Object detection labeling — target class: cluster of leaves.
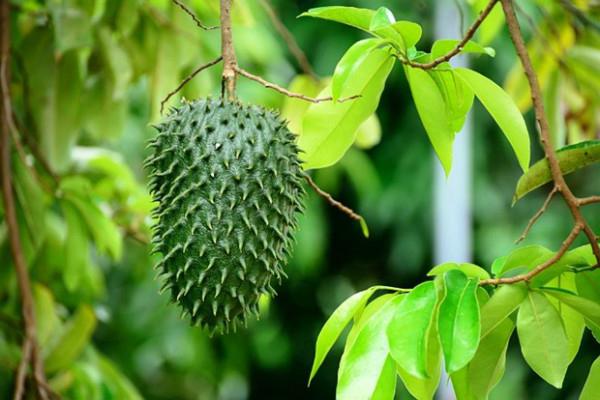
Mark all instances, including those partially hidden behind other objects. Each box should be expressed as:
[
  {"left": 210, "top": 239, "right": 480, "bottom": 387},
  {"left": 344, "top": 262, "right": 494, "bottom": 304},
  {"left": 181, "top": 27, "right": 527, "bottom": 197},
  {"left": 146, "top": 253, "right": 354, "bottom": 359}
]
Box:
[{"left": 310, "top": 243, "right": 600, "bottom": 400}]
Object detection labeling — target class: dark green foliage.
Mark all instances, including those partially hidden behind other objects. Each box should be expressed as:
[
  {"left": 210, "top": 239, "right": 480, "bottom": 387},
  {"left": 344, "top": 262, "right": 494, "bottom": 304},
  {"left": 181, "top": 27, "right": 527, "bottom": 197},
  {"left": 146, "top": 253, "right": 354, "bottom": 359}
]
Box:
[{"left": 145, "top": 98, "right": 306, "bottom": 334}]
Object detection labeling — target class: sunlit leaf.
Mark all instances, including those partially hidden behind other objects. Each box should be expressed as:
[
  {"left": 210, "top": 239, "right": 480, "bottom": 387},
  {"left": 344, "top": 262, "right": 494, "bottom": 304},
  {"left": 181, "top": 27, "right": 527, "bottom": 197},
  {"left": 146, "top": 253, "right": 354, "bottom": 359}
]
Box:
[
  {"left": 405, "top": 66, "right": 454, "bottom": 175},
  {"left": 429, "top": 67, "right": 474, "bottom": 134},
  {"left": 309, "top": 287, "right": 378, "bottom": 383},
  {"left": 387, "top": 281, "right": 437, "bottom": 378},
  {"left": 281, "top": 75, "right": 324, "bottom": 135},
  {"left": 580, "top": 356, "right": 600, "bottom": 400},
  {"left": 438, "top": 270, "right": 480, "bottom": 373},
  {"left": 428, "top": 262, "right": 490, "bottom": 280},
  {"left": 513, "top": 141, "right": 600, "bottom": 203},
  {"left": 517, "top": 291, "right": 570, "bottom": 388},
  {"left": 371, "top": 356, "right": 397, "bottom": 400},
  {"left": 542, "top": 289, "right": 600, "bottom": 338},
  {"left": 431, "top": 39, "right": 495, "bottom": 59},
  {"left": 354, "top": 114, "right": 382, "bottom": 149},
  {"left": 455, "top": 68, "right": 530, "bottom": 172},
  {"left": 480, "top": 283, "right": 527, "bottom": 338},
  {"left": 299, "top": 49, "right": 394, "bottom": 169},
  {"left": 299, "top": 6, "right": 374, "bottom": 31},
  {"left": 369, "top": 7, "right": 395, "bottom": 31}
]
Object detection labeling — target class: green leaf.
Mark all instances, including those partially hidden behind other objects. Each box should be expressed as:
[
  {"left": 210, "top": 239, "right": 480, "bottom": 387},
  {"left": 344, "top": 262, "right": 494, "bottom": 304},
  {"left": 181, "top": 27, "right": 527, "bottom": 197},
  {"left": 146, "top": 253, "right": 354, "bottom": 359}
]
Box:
[
  {"left": 496, "top": 245, "right": 553, "bottom": 278},
  {"left": 513, "top": 140, "right": 600, "bottom": 203},
  {"left": 405, "top": 66, "right": 454, "bottom": 175},
  {"left": 98, "top": 28, "right": 133, "bottom": 100},
  {"left": 580, "top": 356, "right": 600, "bottom": 400},
  {"left": 428, "top": 262, "right": 490, "bottom": 280},
  {"left": 337, "top": 295, "right": 404, "bottom": 400},
  {"left": 517, "top": 291, "right": 570, "bottom": 388},
  {"left": 50, "top": 2, "right": 93, "bottom": 53},
  {"left": 542, "top": 289, "right": 600, "bottom": 336},
  {"left": 44, "top": 305, "right": 97, "bottom": 373},
  {"left": 309, "top": 287, "right": 377, "bottom": 383},
  {"left": 371, "top": 356, "right": 398, "bottom": 400},
  {"left": 438, "top": 271, "right": 481, "bottom": 373},
  {"left": 33, "top": 284, "right": 61, "bottom": 347},
  {"left": 332, "top": 39, "right": 385, "bottom": 102},
  {"left": 576, "top": 269, "right": 600, "bottom": 304},
  {"left": 431, "top": 39, "right": 495, "bottom": 59},
  {"left": 299, "top": 6, "right": 374, "bottom": 31},
  {"left": 390, "top": 21, "right": 422, "bottom": 49},
  {"left": 451, "top": 317, "right": 514, "bottom": 400},
  {"left": 454, "top": 67, "right": 531, "bottom": 172},
  {"left": 299, "top": 49, "right": 394, "bottom": 170},
  {"left": 97, "top": 355, "right": 143, "bottom": 400},
  {"left": 387, "top": 281, "right": 438, "bottom": 378},
  {"left": 354, "top": 114, "right": 382, "bottom": 149},
  {"left": 480, "top": 283, "right": 527, "bottom": 338},
  {"left": 397, "top": 321, "right": 442, "bottom": 400},
  {"left": 369, "top": 7, "right": 395, "bottom": 31},
  {"left": 281, "top": 75, "right": 324, "bottom": 135},
  {"left": 61, "top": 201, "right": 90, "bottom": 292},
  {"left": 429, "top": 68, "right": 475, "bottom": 134}
]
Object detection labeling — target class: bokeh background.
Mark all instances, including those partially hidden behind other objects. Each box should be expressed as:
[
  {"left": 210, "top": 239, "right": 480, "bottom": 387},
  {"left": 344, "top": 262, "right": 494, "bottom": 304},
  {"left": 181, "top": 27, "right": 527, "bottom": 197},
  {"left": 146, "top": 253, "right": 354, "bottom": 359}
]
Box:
[{"left": 1, "top": 0, "right": 599, "bottom": 399}]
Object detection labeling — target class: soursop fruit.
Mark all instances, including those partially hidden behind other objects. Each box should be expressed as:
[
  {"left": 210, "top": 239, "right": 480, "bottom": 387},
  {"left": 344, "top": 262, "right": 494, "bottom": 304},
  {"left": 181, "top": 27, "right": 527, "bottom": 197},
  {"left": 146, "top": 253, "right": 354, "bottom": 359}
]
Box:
[{"left": 145, "top": 98, "right": 306, "bottom": 334}]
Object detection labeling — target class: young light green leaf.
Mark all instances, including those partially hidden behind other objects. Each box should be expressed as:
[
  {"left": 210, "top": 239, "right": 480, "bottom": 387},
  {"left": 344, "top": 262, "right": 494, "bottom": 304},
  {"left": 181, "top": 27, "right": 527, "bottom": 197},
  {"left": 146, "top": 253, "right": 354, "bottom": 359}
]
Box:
[
  {"left": 431, "top": 39, "right": 495, "bottom": 59},
  {"left": 429, "top": 67, "right": 475, "bottom": 134},
  {"left": 354, "top": 113, "right": 382, "bottom": 149},
  {"left": 517, "top": 291, "right": 570, "bottom": 388},
  {"left": 542, "top": 289, "right": 600, "bottom": 334},
  {"left": 576, "top": 269, "right": 600, "bottom": 304},
  {"left": 405, "top": 66, "right": 454, "bottom": 175},
  {"left": 387, "top": 281, "right": 438, "bottom": 378},
  {"left": 480, "top": 283, "right": 527, "bottom": 338},
  {"left": 390, "top": 21, "right": 422, "bottom": 48},
  {"left": 438, "top": 270, "right": 481, "bottom": 373},
  {"left": 299, "top": 6, "right": 374, "bottom": 31},
  {"left": 371, "top": 356, "right": 398, "bottom": 400},
  {"left": 309, "top": 287, "right": 378, "bottom": 383},
  {"left": 332, "top": 39, "right": 385, "bottom": 102},
  {"left": 281, "top": 75, "right": 324, "bottom": 135},
  {"left": 337, "top": 295, "right": 404, "bottom": 400},
  {"left": 513, "top": 140, "right": 600, "bottom": 203},
  {"left": 455, "top": 67, "right": 531, "bottom": 172},
  {"left": 299, "top": 50, "right": 394, "bottom": 170},
  {"left": 451, "top": 318, "right": 514, "bottom": 400},
  {"left": 397, "top": 321, "right": 442, "bottom": 400},
  {"left": 33, "top": 284, "right": 61, "bottom": 347},
  {"left": 44, "top": 305, "right": 97, "bottom": 373},
  {"left": 580, "top": 356, "right": 600, "bottom": 400},
  {"left": 428, "top": 262, "right": 490, "bottom": 280},
  {"left": 369, "top": 7, "right": 395, "bottom": 31}
]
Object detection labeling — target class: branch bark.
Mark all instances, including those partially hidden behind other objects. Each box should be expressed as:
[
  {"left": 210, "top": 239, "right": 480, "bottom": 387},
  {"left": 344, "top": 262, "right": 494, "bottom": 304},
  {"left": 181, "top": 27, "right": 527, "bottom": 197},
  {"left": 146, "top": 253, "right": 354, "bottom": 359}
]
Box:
[
  {"left": 0, "top": 1, "right": 49, "bottom": 398},
  {"left": 220, "top": 0, "right": 237, "bottom": 100}
]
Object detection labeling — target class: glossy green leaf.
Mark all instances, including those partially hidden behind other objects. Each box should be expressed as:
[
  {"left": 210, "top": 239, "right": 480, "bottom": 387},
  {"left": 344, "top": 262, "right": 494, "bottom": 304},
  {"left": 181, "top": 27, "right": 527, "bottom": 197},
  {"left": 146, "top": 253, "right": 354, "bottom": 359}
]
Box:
[
  {"left": 390, "top": 21, "right": 422, "bottom": 49},
  {"left": 428, "top": 262, "right": 490, "bottom": 280},
  {"left": 299, "top": 49, "right": 394, "bottom": 169},
  {"left": 576, "top": 269, "right": 600, "bottom": 304},
  {"left": 542, "top": 289, "right": 600, "bottom": 335},
  {"left": 309, "top": 287, "right": 377, "bottom": 383},
  {"left": 517, "top": 291, "right": 570, "bottom": 388},
  {"left": 354, "top": 114, "right": 382, "bottom": 149},
  {"left": 387, "top": 281, "right": 438, "bottom": 378},
  {"left": 371, "top": 356, "right": 398, "bottom": 400},
  {"left": 332, "top": 39, "right": 385, "bottom": 102},
  {"left": 405, "top": 66, "right": 454, "bottom": 175},
  {"left": 451, "top": 317, "right": 514, "bottom": 400},
  {"left": 513, "top": 140, "right": 600, "bottom": 203},
  {"left": 431, "top": 39, "right": 495, "bottom": 59},
  {"left": 44, "top": 305, "right": 97, "bottom": 373},
  {"left": 337, "top": 295, "right": 404, "bottom": 400},
  {"left": 281, "top": 75, "right": 324, "bottom": 135},
  {"left": 397, "top": 321, "right": 442, "bottom": 400},
  {"left": 580, "top": 356, "right": 600, "bottom": 400},
  {"left": 429, "top": 67, "right": 474, "bottom": 134},
  {"left": 369, "top": 7, "right": 395, "bottom": 31},
  {"left": 455, "top": 67, "right": 530, "bottom": 172},
  {"left": 480, "top": 283, "right": 527, "bottom": 338},
  {"left": 438, "top": 271, "right": 481, "bottom": 373},
  {"left": 299, "top": 6, "right": 374, "bottom": 31}
]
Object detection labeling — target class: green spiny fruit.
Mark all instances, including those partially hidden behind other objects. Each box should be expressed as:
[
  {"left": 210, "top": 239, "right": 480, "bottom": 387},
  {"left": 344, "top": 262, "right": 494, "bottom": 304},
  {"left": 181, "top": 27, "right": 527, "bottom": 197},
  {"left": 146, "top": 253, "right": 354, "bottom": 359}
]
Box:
[{"left": 145, "top": 98, "right": 306, "bottom": 335}]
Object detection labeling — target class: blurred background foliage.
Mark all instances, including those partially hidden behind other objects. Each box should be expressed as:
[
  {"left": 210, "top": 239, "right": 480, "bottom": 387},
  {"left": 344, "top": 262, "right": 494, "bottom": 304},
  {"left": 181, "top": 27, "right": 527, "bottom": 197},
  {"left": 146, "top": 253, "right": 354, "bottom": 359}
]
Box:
[{"left": 0, "top": 0, "right": 599, "bottom": 398}]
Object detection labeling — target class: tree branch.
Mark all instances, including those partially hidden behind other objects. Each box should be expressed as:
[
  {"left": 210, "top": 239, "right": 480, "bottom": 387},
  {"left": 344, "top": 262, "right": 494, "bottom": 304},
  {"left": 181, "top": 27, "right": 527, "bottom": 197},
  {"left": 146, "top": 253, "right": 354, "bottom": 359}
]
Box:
[
  {"left": 235, "top": 67, "right": 359, "bottom": 103},
  {"left": 172, "top": 0, "right": 218, "bottom": 31},
  {"left": 220, "top": 0, "right": 237, "bottom": 100},
  {"left": 160, "top": 56, "right": 223, "bottom": 114},
  {"left": 304, "top": 175, "right": 362, "bottom": 222},
  {"left": 258, "top": 0, "right": 317, "bottom": 81},
  {"left": 516, "top": 186, "right": 557, "bottom": 244},
  {"left": 0, "top": 2, "right": 49, "bottom": 398},
  {"left": 404, "top": 0, "right": 498, "bottom": 70}
]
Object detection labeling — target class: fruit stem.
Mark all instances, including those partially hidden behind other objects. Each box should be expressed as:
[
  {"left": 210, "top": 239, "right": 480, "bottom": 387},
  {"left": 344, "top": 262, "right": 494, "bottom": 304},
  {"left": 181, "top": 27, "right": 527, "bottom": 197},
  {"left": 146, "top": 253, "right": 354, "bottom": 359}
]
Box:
[{"left": 220, "top": 0, "right": 238, "bottom": 100}]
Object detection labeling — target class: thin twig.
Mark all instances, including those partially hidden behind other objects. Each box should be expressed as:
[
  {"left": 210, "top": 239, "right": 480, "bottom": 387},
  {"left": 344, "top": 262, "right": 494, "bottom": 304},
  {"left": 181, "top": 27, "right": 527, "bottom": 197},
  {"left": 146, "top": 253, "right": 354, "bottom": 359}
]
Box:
[
  {"left": 304, "top": 175, "right": 362, "bottom": 222},
  {"left": 172, "top": 0, "right": 218, "bottom": 30},
  {"left": 220, "top": 0, "right": 238, "bottom": 100},
  {"left": 160, "top": 56, "right": 223, "bottom": 114},
  {"left": 258, "top": 0, "right": 318, "bottom": 81},
  {"left": 404, "top": 0, "right": 498, "bottom": 69},
  {"left": 236, "top": 67, "right": 360, "bottom": 103},
  {"left": 516, "top": 186, "right": 558, "bottom": 244},
  {"left": 481, "top": 223, "right": 582, "bottom": 285},
  {"left": 1, "top": 2, "right": 49, "bottom": 398},
  {"left": 578, "top": 196, "right": 600, "bottom": 206}
]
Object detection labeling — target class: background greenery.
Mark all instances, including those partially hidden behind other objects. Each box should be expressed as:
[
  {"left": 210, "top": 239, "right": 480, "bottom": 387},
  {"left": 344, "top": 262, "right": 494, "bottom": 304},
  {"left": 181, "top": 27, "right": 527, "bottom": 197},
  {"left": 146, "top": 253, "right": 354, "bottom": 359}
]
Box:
[{"left": 1, "top": 0, "right": 598, "bottom": 399}]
